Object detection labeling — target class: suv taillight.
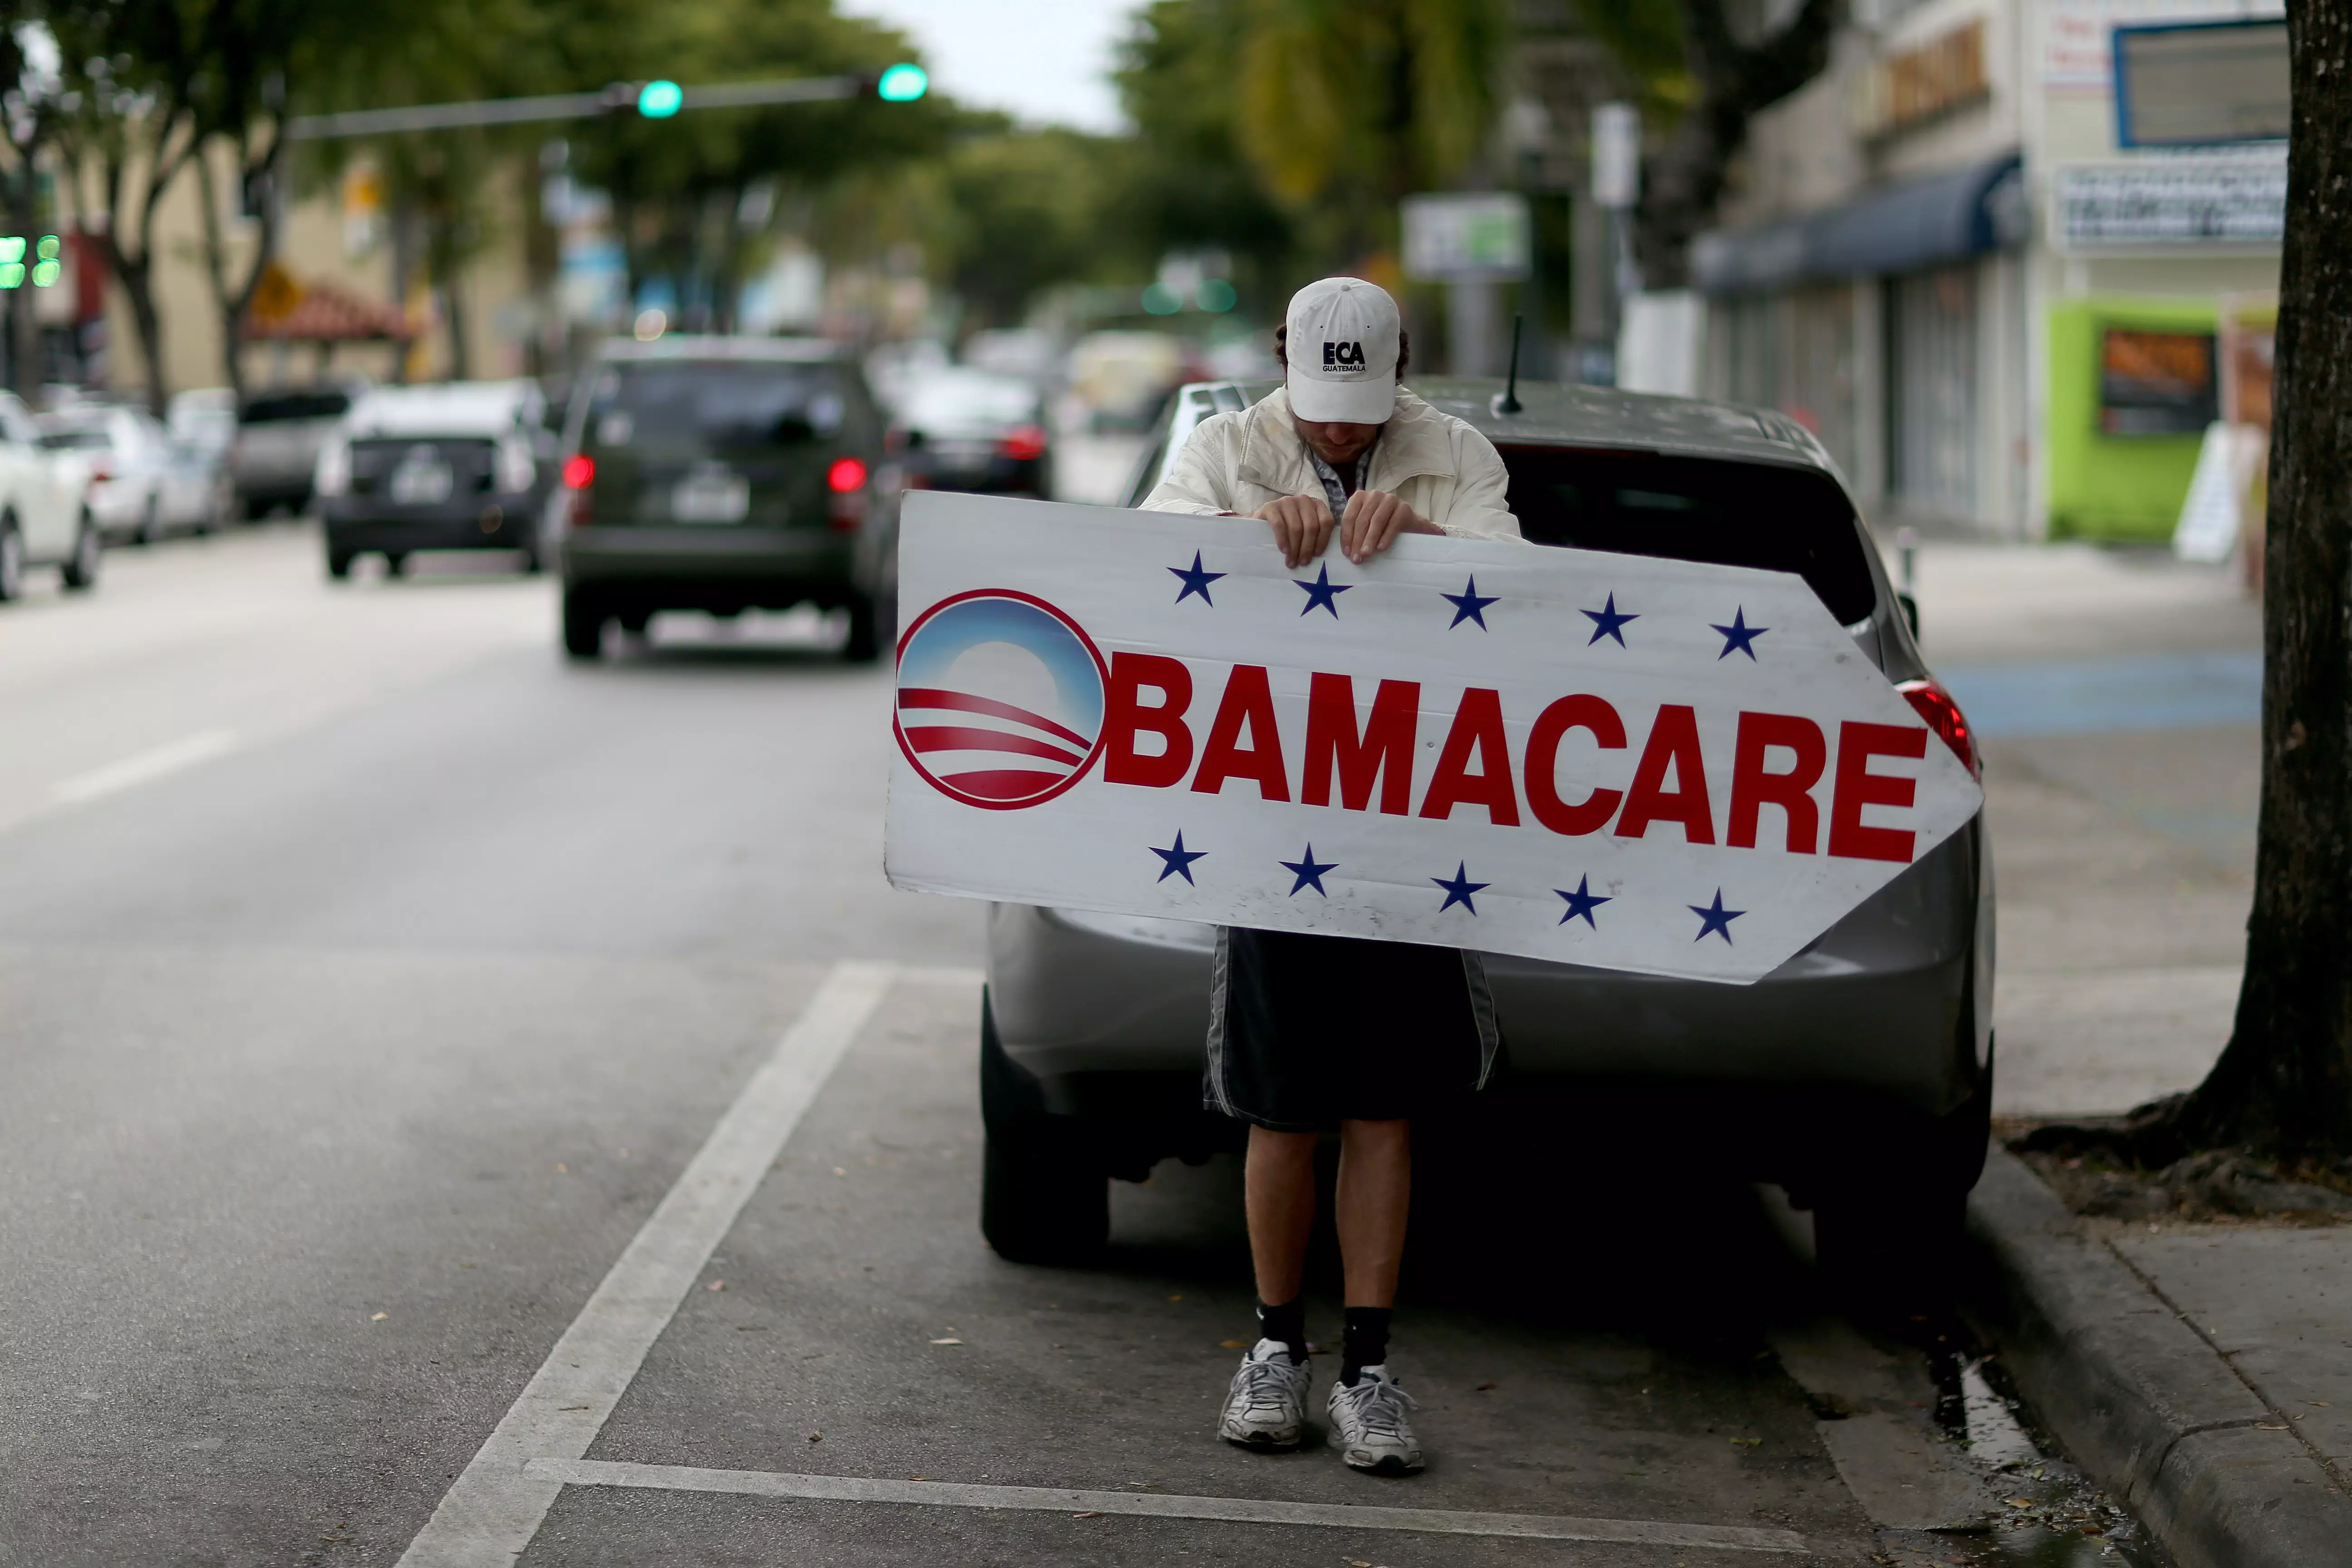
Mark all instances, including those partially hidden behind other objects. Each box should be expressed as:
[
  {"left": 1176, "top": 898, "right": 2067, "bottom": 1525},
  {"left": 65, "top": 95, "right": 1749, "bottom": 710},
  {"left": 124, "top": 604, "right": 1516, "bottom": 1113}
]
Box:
[
  {"left": 562, "top": 453, "right": 593, "bottom": 527},
  {"left": 998, "top": 424, "right": 1047, "bottom": 461},
  {"left": 827, "top": 456, "right": 867, "bottom": 532},
  {"left": 1897, "top": 677, "right": 1979, "bottom": 777}
]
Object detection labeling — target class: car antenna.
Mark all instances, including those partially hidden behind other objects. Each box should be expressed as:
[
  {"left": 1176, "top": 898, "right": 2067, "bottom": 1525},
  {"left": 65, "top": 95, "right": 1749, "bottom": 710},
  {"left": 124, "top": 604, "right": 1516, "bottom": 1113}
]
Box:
[{"left": 1491, "top": 315, "right": 1524, "bottom": 417}]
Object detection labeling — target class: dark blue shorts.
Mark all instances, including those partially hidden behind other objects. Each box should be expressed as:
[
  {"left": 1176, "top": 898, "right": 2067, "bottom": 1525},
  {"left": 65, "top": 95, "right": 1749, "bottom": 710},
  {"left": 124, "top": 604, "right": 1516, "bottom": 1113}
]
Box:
[{"left": 1204, "top": 927, "right": 1501, "bottom": 1132}]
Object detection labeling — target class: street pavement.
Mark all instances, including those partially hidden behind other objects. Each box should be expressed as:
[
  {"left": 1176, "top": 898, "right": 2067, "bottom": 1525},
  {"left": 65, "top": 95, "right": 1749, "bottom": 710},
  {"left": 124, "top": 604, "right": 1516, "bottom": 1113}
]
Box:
[{"left": 4, "top": 520, "right": 2154, "bottom": 1566}]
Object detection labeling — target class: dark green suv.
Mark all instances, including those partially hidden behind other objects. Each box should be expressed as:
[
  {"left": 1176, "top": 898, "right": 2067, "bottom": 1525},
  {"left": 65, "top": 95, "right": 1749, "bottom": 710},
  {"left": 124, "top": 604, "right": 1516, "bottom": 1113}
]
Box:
[{"left": 549, "top": 337, "right": 898, "bottom": 660}]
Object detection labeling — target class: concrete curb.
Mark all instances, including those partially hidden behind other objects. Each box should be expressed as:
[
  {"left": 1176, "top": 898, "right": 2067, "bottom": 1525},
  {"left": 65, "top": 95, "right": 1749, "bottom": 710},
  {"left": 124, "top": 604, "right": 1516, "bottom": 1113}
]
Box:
[{"left": 1967, "top": 1147, "right": 2352, "bottom": 1568}]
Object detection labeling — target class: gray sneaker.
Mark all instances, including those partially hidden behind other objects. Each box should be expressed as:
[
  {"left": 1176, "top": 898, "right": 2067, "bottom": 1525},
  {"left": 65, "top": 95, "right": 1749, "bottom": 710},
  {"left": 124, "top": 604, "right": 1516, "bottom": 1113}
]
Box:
[
  {"left": 1327, "top": 1365, "right": 1423, "bottom": 1473},
  {"left": 1219, "top": 1338, "right": 1311, "bottom": 1450}
]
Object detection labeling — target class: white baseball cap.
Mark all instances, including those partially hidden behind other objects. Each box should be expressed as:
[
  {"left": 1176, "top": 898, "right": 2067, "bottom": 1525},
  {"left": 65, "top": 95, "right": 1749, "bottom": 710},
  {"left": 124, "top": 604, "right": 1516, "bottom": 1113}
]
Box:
[{"left": 1284, "top": 277, "right": 1400, "bottom": 424}]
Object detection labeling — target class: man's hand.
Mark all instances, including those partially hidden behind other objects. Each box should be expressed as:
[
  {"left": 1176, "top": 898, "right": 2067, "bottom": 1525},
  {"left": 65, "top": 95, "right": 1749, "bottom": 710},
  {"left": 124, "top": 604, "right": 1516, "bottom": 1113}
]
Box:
[
  {"left": 1253, "top": 494, "right": 1336, "bottom": 569},
  {"left": 1340, "top": 489, "right": 1441, "bottom": 564}
]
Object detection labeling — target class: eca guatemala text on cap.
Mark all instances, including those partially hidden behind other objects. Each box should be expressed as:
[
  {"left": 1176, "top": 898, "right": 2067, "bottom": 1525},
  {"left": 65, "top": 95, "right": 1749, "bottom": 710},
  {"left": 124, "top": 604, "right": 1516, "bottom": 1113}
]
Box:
[{"left": 1285, "top": 277, "right": 1402, "bottom": 425}]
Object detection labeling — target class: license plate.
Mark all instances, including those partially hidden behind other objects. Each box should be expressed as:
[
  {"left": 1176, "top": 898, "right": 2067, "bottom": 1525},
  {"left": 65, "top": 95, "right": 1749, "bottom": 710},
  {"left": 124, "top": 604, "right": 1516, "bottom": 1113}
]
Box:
[
  {"left": 390, "top": 459, "right": 453, "bottom": 505},
  {"left": 672, "top": 470, "right": 750, "bottom": 524}
]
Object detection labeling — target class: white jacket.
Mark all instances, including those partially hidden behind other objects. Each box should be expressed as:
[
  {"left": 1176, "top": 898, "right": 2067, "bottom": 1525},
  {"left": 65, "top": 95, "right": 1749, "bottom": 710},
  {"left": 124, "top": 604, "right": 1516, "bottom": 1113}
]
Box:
[{"left": 1140, "top": 386, "right": 1522, "bottom": 541}]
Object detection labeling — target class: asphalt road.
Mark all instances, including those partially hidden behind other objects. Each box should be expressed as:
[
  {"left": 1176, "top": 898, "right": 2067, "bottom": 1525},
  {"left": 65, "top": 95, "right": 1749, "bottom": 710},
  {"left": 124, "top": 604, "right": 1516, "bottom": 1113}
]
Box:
[{"left": 0, "top": 526, "right": 2144, "bottom": 1567}]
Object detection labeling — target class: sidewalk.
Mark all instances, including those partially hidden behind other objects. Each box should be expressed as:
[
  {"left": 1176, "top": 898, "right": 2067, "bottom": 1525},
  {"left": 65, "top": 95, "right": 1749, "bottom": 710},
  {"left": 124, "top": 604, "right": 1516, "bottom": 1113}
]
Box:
[{"left": 1903, "top": 543, "right": 2352, "bottom": 1566}]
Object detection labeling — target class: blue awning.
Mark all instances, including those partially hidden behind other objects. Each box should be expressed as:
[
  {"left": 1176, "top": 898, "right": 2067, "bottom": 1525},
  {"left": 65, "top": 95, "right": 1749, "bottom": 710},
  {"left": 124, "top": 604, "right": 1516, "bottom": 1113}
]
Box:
[{"left": 1691, "top": 152, "right": 2026, "bottom": 294}]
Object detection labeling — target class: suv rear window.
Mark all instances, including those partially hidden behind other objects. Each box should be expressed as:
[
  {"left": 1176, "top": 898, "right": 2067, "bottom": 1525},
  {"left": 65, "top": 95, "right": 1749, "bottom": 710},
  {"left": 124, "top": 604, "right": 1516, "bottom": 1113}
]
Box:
[
  {"left": 242, "top": 391, "right": 351, "bottom": 424},
  {"left": 585, "top": 363, "right": 856, "bottom": 452},
  {"left": 1498, "top": 447, "right": 1878, "bottom": 624}
]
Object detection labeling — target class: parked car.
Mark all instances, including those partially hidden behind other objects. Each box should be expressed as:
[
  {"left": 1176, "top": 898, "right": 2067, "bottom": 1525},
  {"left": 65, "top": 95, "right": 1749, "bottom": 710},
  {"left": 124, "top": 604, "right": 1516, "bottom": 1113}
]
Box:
[
  {"left": 978, "top": 377, "right": 1993, "bottom": 1285},
  {"left": 37, "top": 404, "right": 194, "bottom": 544},
  {"left": 231, "top": 384, "right": 363, "bottom": 517},
  {"left": 893, "top": 367, "right": 1052, "bottom": 497},
  {"left": 164, "top": 388, "right": 239, "bottom": 532},
  {"left": 0, "top": 391, "right": 97, "bottom": 598},
  {"left": 549, "top": 335, "right": 897, "bottom": 661},
  {"left": 314, "top": 380, "right": 554, "bottom": 578}
]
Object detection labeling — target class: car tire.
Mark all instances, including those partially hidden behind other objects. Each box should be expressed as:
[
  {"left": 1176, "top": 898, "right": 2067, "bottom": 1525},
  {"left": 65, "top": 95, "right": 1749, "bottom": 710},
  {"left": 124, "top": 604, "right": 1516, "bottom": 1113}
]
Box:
[
  {"left": 60, "top": 518, "right": 100, "bottom": 592},
  {"left": 562, "top": 588, "right": 606, "bottom": 660},
  {"left": 326, "top": 548, "right": 354, "bottom": 580},
  {"left": 979, "top": 990, "right": 1109, "bottom": 1264},
  {"left": 384, "top": 553, "right": 409, "bottom": 578},
  {"left": 843, "top": 587, "right": 891, "bottom": 664},
  {"left": 0, "top": 518, "right": 22, "bottom": 603},
  {"left": 1814, "top": 1012, "right": 1993, "bottom": 1313}
]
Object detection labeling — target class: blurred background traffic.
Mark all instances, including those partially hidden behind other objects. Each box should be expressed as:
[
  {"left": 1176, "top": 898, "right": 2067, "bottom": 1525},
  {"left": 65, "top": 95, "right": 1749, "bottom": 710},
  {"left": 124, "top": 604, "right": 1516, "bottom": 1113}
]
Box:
[{"left": 0, "top": 0, "right": 2283, "bottom": 581}]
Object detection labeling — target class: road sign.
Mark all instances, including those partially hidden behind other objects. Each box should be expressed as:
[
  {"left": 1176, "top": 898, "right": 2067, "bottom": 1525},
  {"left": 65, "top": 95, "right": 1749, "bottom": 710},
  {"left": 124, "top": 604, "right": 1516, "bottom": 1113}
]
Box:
[
  {"left": 1401, "top": 193, "right": 1531, "bottom": 284},
  {"left": 884, "top": 494, "right": 1982, "bottom": 985}
]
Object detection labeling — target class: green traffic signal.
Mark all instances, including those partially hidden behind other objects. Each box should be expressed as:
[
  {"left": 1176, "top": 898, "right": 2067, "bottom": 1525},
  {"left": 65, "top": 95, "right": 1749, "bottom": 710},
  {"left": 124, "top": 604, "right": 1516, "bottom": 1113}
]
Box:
[
  {"left": 637, "top": 79, "right": 683, "bottom": 118},
  {"left": 876, "top": 63, "right": 927, "bottom": 102}
]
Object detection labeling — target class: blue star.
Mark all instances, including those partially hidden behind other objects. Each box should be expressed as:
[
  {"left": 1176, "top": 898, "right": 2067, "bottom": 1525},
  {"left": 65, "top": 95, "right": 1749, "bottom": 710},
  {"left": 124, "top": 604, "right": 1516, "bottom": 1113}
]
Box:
[
  {"left": 1583, "top": 592, "right": 1638, "bottom": 647},
  {"left": 1432, "top": 862, "right": 1489, "bottom": 914},
  {"left": 1150, "top": 831, "right": 1206, "bottom": 884},
  {"left": 1168, "top": 551, "right": 1224, "bottom": 607},
  {"left": 1280, "top": 844, "right": 1337, "bottom": 897},
  {"left": 1554, "top": 875, "right": 1611, "bottom": 929},
  {"left": 1711, "top": 607, "right": 1768, "bottom": 660},
  {"left": 1294, "top": 563, "right": 1351, "bottom": 618},
  {"left": 1442, "top": 575, "right": 1499, "bottom": 630},
  {"left": 1689, "top": 889, "right": 1745, "bottom": 944}
]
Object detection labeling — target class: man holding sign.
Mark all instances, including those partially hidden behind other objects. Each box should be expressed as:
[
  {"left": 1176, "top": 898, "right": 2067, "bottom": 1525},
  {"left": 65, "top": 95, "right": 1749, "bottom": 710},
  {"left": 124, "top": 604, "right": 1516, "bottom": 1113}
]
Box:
[{"left": 1142, "top": 277, "right": 1520, "bottom": 1475}]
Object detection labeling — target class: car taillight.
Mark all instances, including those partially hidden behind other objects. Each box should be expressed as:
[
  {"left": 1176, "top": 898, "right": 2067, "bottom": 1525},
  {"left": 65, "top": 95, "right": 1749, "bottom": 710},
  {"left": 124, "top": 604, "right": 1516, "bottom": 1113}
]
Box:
[
  {"left": 998, "top": 424, "right": 1048, "bottom": 461},
  {"left": 827, "top": 456, "right": 867, "bottom": 493},
  {"left": 562, "top": 454, "right": 595, "bottom": 489},
  {"left": 1897, "top": 677, "right": 1979, "bottom": 777},
  {"left": 89, "top": 459, "right": 113, "bottom": 482}
]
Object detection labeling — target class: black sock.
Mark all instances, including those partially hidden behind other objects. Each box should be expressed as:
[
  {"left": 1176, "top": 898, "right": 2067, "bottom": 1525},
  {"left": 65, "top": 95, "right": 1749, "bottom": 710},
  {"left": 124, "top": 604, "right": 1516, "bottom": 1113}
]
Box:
[
  {"left": 1341, "top": 1306, "right": 1392, "bottom": 1385},
  {"left": 1256, "top": 1298, "right": 1306, "bottom": 1363}
]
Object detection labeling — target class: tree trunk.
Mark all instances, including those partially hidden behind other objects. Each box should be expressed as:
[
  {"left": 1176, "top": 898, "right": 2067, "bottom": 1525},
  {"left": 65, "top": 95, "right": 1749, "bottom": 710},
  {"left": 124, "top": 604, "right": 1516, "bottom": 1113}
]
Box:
[{"left": 2157, "top": 0, "right": 2352, "bottom": 1163}]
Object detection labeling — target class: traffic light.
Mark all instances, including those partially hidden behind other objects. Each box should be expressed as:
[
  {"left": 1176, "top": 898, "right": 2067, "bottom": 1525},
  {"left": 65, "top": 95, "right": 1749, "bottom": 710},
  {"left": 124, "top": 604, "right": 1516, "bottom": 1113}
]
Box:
[
  {"left": 637, "top": 79, "right": 684, "bottom": 118},
  {"left": 875, "top": 63, "right": 927, "bottom": 102},
  {"left": 0, "top": 236, "right": 59, "bottom": 289}
]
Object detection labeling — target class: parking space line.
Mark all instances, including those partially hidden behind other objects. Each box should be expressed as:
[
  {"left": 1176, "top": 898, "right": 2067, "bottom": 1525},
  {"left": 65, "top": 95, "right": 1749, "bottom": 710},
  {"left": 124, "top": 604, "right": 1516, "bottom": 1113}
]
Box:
[
  {"left": 523, "top": 1457, "right": 1811, "bottom": 1553},
  {"left": 50, "top": 730, "right": 240, "bottom": 805},
  {"left": 394, "top": 960, "right": 898, "bottom": 1568}
]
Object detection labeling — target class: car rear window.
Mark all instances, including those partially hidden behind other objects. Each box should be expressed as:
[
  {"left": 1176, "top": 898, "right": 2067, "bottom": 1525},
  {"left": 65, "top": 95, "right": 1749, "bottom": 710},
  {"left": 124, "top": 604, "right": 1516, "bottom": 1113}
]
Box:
[
  {"left": 242, "top": 391, "right": 351, "bottom": 424},
  {"left": 40, "top": 428, "right": 112, "bottom": 450},
  {"left": 587, "top": 363, "right": 850, "bottom": 451},
  {"left": 1498, "top": 446, "right": 1879, "bottom": 625},
  {"left": 902, "top": 372, "right": 1038, "bottom": 431}
]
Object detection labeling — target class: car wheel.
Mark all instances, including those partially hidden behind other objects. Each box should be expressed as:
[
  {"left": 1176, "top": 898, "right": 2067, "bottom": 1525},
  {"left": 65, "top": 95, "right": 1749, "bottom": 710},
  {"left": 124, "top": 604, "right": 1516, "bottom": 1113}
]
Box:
[
  {"left": 0, "top": 518, "right": 22, "bottom": 603},
  {"left": 562, "top": 588, "right": 606, "bottom": 660},
  {"left": 326, "top": 548, "right": 354, "bottom": 580},
  {"left": 843, "top": 588, "right": 890, "bottom": 664},
  {"left": 60, "top": 517, "right": 100, "bottom": 591},
  {"left": 383, "top": 553, "right": 409, "bottom": 578},
  {"left": 979, "top": 990, "right": 1109, "bottom": 1263}
]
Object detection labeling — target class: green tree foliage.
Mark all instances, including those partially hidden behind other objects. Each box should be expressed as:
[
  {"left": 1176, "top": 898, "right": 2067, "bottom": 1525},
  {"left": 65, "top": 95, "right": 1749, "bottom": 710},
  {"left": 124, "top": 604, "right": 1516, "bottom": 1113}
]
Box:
[{"left": 927, "top": 127, "right": 1114, "bottom": 331}]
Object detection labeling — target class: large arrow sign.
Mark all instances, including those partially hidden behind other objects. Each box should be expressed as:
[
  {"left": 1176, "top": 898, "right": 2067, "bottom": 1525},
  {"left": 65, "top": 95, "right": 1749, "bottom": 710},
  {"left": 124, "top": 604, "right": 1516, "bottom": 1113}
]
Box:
[{"left": 884, "top": 493, "right": 1981, "bottom": 985}]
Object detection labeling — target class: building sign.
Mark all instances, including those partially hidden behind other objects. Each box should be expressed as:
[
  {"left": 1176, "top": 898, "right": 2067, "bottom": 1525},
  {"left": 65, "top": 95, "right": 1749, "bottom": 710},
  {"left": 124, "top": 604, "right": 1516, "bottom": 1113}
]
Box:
[
  {"left": 2043, "top": 0, "right": 2283, "bottom": 88},
  {"left": 2116, "top": 19, "right": 2288, "bottom": 145},
  {"left": 2101, "top": 327, "right": 2218, "bottom": 435},
  {"left": 1401, "top": 193, "right": 1532, "bottom": 284},
  {"left": 1852, "top": 18, "right": 1989, "bottom": 139},
  {"left": 884, "top": 494, "right": 1982, "bottom": 986},
  {"left": 2051, "top": 157, "right": 2284, "bottom": 247}
]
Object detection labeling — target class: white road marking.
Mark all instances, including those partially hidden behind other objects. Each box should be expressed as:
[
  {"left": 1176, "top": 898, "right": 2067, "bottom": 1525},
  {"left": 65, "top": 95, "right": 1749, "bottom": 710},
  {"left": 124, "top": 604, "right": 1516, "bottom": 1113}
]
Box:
[
  {"left": 524, "top": 1458, "right": 1811, "bottom": 1553},
  {"left": 394, "top": 960, "right": 897, "bottom": 1568},
  {"left": 49, "top": 730, "right": 240, "bottom": 805}
]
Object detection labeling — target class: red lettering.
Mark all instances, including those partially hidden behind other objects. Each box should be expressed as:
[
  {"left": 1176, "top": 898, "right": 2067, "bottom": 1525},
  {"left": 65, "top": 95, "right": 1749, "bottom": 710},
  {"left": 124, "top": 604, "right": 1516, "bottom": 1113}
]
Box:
[
  {"left": 1827, "top": 721, "right": 1927, "bottom": 862},
  {"left": 1418, "top": 688, "right": 1520, "bottom": 825},
  {"left": 1190, "top": 665, "right": 1291, "bottom": 800},
  {"left": 1102, "top": 653, "right": 1194, "bottom": 788},
  {"left": 1524, "top": 694, "right": 1625, "bottom": 836},
  {"left": 1303, "top": 674, "right": 1419, "bottom": 814},
  {"left": 1614, "top": 704, "right": 1715, "bottom": 844},
  {"left": 1727, "top": 712, "right": 1826, "bottom": 853}
]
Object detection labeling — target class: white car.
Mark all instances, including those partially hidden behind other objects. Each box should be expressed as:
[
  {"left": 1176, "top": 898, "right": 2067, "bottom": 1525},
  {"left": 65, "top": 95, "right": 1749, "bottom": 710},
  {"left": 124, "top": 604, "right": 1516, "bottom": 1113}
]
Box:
[
  {"left": 38, "top": 404, "right": 192, "bottom": 544},
  {"left": 0, "top": 391, "right": 97, "bottom": 599}
]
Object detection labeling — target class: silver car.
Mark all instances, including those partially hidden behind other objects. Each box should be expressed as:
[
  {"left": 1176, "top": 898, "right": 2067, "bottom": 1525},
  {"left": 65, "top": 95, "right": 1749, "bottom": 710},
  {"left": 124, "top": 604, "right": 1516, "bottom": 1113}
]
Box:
[{"left": 980, "top": 378, "right": 1994, "bottom": 1281}]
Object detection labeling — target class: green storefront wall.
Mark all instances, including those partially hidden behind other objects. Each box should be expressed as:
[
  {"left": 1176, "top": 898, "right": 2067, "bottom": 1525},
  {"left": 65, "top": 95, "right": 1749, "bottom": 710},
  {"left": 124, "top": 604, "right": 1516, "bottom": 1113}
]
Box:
[{"left": 2046, "top": 296, "right": 2215, "bottom": 542}]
